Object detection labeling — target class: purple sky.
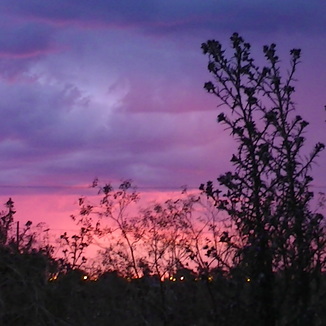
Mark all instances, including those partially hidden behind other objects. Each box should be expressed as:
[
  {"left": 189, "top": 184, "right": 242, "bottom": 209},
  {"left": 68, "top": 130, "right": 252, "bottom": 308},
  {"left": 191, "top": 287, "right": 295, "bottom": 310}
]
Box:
[{"left": 0, "top": 1, "right": 325, "bottom": 224}]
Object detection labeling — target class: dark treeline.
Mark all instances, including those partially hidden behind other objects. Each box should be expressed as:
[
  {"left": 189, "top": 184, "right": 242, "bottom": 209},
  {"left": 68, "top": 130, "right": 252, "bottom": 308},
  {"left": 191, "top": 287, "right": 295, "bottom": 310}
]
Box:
[{"left": 1, "top": 33, "right": 326, "bottom": 325}]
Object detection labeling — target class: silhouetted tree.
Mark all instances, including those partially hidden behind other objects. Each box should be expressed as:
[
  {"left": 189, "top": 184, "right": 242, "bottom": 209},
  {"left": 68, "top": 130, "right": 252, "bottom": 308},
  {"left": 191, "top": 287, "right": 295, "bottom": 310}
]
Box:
[
  {"left": 59, "top": 197, "right": 99, "bottom": 271},
  {"left": 95, "top": 180, "right": 142, "bottom": 278},
  {"left": 201, "top": 33, "right": 325, "bottom": 325},
  {"left": 0, "top": 199, "right": 63, "bottom": 325}
]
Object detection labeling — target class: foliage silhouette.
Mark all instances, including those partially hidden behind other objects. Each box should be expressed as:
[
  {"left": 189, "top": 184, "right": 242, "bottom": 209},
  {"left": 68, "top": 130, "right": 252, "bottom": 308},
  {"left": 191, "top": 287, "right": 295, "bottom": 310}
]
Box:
[{"left": 200, "top": 32, "right": 325, "bottom": 325}]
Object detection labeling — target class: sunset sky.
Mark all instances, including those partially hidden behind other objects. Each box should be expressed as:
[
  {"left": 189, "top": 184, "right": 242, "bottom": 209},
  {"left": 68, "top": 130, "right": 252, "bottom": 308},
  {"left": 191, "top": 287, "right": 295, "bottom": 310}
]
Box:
[{"left": 0, "top": 1, "right": 325, "bottom": 228}]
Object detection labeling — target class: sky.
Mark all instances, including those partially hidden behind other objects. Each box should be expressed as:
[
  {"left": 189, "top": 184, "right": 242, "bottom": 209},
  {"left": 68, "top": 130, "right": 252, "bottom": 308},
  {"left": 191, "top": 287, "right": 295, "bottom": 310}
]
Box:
[{"left": 0, "top": 0, "right": 325, "bottom": 228}]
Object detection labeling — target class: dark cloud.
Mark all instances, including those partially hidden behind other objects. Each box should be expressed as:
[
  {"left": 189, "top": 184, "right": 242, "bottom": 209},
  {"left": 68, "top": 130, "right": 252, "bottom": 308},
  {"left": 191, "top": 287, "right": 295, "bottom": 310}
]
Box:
[
  {"left": 0, "top": 0, "right": 325, "bottom": 36},
  {"left": 0, "top": 17, "right": 56, "bottom": 80},
  {"left": 0, "top": 23, "right": 54, "bottom": 57}
]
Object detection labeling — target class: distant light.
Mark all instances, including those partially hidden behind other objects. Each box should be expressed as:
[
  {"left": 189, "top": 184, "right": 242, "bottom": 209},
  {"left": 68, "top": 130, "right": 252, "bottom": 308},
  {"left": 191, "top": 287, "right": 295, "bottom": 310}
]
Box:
[
  {"left": 49, "top": 274, "right": 58, "bottom": 282},
  {"left": 180, "top": 276, "right": 184, "bottom": 281},
  {"left": 246, "top": 277, "right": 251, "bottom": 282},
  {"left": 83, "top": 275, "right": 88, "bottom": 280},
  {"left": 208, "top": 276, "right": 213, "bottom": 282}
]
